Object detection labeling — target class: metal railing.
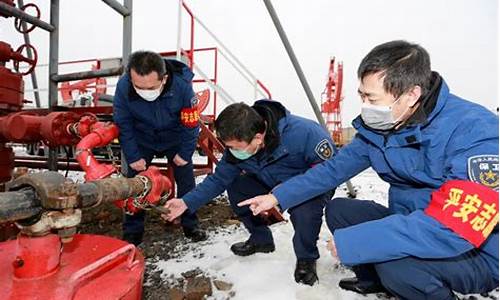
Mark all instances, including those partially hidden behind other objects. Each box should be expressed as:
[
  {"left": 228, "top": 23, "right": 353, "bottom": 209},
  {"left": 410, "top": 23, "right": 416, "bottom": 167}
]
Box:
[{"left": 178, "top": 0, "right": 272, "bottom": 102}]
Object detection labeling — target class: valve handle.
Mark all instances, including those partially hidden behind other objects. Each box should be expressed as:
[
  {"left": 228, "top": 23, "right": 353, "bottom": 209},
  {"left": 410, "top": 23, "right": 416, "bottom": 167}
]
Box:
[
  {"left": 13, "top": 43, "right": 38, "bottom": 76},
  {"left": 14, "top": 3, "right": 41, "bottom": 34}
]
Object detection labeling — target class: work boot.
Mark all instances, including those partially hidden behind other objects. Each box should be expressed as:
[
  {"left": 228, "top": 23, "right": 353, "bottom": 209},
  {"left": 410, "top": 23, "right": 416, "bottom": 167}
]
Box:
[
  {"left": 339, "top": 277, "right": 387, "bottom": 294},
  {"left": 230, "top": 239, "right": 275, "bottom": 256},
  {"left": 183, "top": 227, "right": 208, "bottom": 242},
  {"left": 294, "top": 260, "right": 318, "bottom": 286},
  {"left": 122, "top": 232, "right": 143, "bottom": 246}
]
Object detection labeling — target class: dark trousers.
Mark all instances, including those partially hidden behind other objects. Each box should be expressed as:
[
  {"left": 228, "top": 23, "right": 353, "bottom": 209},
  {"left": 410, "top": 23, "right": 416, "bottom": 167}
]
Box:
[
  {"left": 122, "top": 147, "right": 199, "bottom": 236},
  {"left": 228, "top": 174, "right": 333, "bottom": 261},
  {"left": 325, "top": 197, "right": 498, "bottom": 300}
]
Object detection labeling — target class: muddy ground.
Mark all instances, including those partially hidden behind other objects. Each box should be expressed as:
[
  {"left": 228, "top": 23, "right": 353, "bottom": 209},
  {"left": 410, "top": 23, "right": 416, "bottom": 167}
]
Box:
[{"left": 79, "top": 196, "right": 238, "bottom": 300}]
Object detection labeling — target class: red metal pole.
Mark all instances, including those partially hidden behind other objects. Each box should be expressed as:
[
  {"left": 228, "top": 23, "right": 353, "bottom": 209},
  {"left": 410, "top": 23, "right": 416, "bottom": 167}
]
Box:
[{"left": 182, "top": 1, "right": 195, "bottom": 68}]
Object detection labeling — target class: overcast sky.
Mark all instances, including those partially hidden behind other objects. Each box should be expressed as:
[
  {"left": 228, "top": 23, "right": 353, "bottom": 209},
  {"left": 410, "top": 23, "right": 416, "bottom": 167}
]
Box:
[{"left": 1, "top": 0, "right": 498, "bottom": 125}]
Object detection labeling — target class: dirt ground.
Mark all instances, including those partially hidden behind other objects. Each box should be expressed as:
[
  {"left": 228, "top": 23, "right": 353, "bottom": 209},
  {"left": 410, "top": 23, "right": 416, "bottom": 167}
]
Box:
[{"left": 78, "top": 196, "right": 238, "bottom": 300}]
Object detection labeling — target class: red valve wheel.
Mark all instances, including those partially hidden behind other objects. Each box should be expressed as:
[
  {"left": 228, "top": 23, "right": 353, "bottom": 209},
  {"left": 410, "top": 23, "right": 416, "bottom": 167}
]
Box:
[
  {"left": 14, "top": 3, "right": 41, "bottom": 34},
  {"left": 13, "top": 43, "right": 38, "bottom": 76}
]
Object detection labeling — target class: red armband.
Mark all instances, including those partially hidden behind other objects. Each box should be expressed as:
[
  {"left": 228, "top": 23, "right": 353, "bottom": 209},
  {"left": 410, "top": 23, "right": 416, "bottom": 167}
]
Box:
[
  {"left": 425, "top": 180, "right": 499, "bottom": 247},
  {"left": 180, "top": 107, "right": 200, "bottom": 128}
]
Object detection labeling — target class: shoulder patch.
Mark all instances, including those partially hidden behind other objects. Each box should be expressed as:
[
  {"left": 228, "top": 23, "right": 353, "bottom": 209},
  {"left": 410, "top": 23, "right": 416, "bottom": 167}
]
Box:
[
  {"left": 468, "top": 155, "right": 499, "bottom": 191},
  {"left": 190, "top": 95, "right": 199, "bottom": 108},
  {"left": 315, "top": 139, "right": 333, "bottom": 160}
]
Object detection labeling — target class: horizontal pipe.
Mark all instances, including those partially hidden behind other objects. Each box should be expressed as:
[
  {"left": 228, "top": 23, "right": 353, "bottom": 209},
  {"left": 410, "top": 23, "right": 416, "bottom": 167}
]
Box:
[
  {"left": 14, "top": 157, "right": 213, "bottom": 172},
  {"left": 0, "top": 177, "right": 144, "bottom": 223},
  {"left": 51, "top": 67, "right": 123, "bottom": 83},
  {"left": 101, "top": 0, "right": 130, "bottom": 16},
  {"left": 0, "top": 188, "right": 41, "bottom": 223},
  {"left": 0, "top": 2, "right": 55, "bottom": 32},
  {"left": 80, "top": 177, "right": 144, "bottom": 207}
]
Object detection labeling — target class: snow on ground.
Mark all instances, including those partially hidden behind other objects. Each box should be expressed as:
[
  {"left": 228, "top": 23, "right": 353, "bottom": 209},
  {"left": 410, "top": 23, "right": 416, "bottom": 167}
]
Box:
[{"left": 153, "top": 168, "right": 497, "bottom": 300}]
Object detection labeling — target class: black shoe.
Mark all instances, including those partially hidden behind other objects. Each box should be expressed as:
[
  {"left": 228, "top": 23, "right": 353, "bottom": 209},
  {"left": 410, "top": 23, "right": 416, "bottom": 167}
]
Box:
[
  {"left": 230, "top": 239, "right": 275, "bottom": 256},
  {"left": 339, "top": 277, "right": 387, "bottom": 294},
  {"left": 294, "top": 260, "right": 318, "bottom": 286},
  {"left": 183, "top": 227, "right": 208, "bottom": 242},
  {"left": 122, "top": 232, "right": 143, "bottom": 246}
]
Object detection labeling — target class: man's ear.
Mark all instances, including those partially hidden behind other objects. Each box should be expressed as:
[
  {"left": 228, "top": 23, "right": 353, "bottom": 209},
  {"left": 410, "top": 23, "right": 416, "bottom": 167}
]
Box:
[
  {"left": 254, "top": 133, "right": 265, "bottom": 145},
  {"left": 407, "top": 85, "right": 422, "bottom": 107}
]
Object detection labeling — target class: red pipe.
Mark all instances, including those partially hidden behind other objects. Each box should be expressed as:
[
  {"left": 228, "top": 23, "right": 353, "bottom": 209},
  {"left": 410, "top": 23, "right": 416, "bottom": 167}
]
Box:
[
  {"left": 2, "top": 112, "right": 43, "bottom": 142},
  {"left": 257, "top": 79, "right": 272, "bottom": 100},
  {"left": 75, "top": 121, "right": 119, "bottom": 181}
]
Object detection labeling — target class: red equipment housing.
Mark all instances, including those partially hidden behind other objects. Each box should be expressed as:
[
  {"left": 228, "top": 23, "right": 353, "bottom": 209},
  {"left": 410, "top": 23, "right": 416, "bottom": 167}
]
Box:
[{"left": 0, "top": 234, "right": 144, "bottom": 300}]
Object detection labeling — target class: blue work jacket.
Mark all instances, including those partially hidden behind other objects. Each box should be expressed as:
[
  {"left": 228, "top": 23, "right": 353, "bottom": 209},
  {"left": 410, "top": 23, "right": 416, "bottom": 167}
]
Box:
[
  {"left": 273, "top": 78, "right": 499, "bottom": 280},
  {"left": 183, "top": 100, "right": 335, "bottom": 212},
  {"left": 113, "top": 59, "right": 199, "bottom": 164}
]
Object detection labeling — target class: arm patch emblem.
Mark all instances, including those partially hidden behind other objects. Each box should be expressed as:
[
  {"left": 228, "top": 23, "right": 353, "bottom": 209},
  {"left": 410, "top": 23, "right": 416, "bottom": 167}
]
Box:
[
  {"left": 315, "top": 139, "right": 333, "bottom": 160},
  {"left": 468, "top": 155, "right": 499, "bottom": 191},
  {"left": 190, "top": 95, "right": 198, "bottom": 107}
]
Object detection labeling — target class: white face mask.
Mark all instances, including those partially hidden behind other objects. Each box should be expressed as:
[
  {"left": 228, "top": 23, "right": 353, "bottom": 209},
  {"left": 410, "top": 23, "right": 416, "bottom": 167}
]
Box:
[
  {"left": 361, "top": 96, "right": 409, "bottom": 130},
  {"left": 135, "top": 86, "right": 162, "bottom": 102}
]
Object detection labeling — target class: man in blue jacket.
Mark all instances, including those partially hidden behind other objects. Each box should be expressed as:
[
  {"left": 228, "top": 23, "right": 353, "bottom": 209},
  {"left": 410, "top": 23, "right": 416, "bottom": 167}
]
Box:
[
  {"left": 113, "top": 50, "right": 206, "bottom": 245},
  {"left": 239, "top": 40, "right": 499, "bottom": 299},
  {"left": 162, "top": 100, "right": 336, "bottom": 285}
]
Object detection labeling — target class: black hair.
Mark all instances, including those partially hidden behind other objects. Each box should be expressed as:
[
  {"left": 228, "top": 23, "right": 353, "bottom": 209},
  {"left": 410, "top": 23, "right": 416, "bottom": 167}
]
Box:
[
  {"left": 215, "top": 103, "right": 266, "bottom": 143},
  {"left": 126, "top": 50, "right": 166, "bottom": 80},
  {"left": 357, "top": 40, "right": 432, "bottom": 97}
]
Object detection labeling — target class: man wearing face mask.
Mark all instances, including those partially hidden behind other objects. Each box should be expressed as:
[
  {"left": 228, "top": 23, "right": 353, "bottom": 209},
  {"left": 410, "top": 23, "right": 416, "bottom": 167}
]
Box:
[
  {"left": 239, "top": 40, "right": 499, "bottom": 299},
  {"left": 113, "top": 50, "right": 206, "bottom": 245},
  {"left": 162, "top": 100, "right": 336, "bottom": 286}
]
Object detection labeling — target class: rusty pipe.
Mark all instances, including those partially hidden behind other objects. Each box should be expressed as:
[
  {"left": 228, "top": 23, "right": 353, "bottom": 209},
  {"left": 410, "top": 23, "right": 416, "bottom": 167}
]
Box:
[
  {"left": 0, "top": 174, "right": 145, "bottom": 223},
  {"left": 79, "top": 177, "right": 145, "bottom": 208},
  {"left": 0, "top": 188, "right": 41, "bottom": 222}
]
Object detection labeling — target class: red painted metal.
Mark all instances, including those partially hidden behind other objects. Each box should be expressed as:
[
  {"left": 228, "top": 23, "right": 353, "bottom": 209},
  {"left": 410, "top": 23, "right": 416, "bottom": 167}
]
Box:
[
  {"left": 0, "top": 111, "right": 80, "bottom": 145},
  {"left": 196, "top": 89, "right": 210, "bottom": 114},
  {"left": 0, "top": 41, "right": 37, "bottom": 111},
  {"left": 0, "top": 144, "right": 14, "bottom": 184},
  {"left": 0, "top": 234, "right": 144, "bottom": 300},
  {"left": 13, "top": 234, "right": 61, "bottom": 278},
  {"left": 0, "top": 65, "right": 24, "bottom": 111},
  {"left": 14, "top": 3, "right": 41, "bottom": 34},
  {"left": 39, "top": 111, "right": 81, "bottom": 146},
  {"left": 213, "top": 47, "right": 218, "bottom": 118},
  {"left": 257, "top": 79, "right": 272, "bottom": 99},
  {"left": 59, "top": 65, "right": 107, "bottom": 104},
  {"left": 75, "top": 119, "right": 119, "bottom": 181},
  {"left": 140, "top": 166, "right": 172, "bottom": 205},
  {"left": 13, "top": 43, "right": 37, "bottom": 75},
  {"left": 116, "top": 166, "right": 173, "bottom": 214},
  {"left": 1, "top": 112, "right": 43, "bottom": 142},
  {"left": 321, "top": 57, "right": 344, "bottom": 145},
  {"left": 182, "top": 1, "right": 195, "bottom": 68}
]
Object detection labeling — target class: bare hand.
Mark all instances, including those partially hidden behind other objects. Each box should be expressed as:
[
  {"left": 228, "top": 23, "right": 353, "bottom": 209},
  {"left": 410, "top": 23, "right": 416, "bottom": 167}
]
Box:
[
  {"left": 326, "top": 237, "right": 338, "bottom": 259},
  {"left": 238, "top": 194, "right": 279, "bottom": 216},
  {"left": 161, "top": 198, "right": 188, "bottom": 222},
  {"left": 173, "top": 154, "right": 188, "bottom": 166},
  {"left": 130, "top": 158, "right": 146, "bottom": 172}
]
